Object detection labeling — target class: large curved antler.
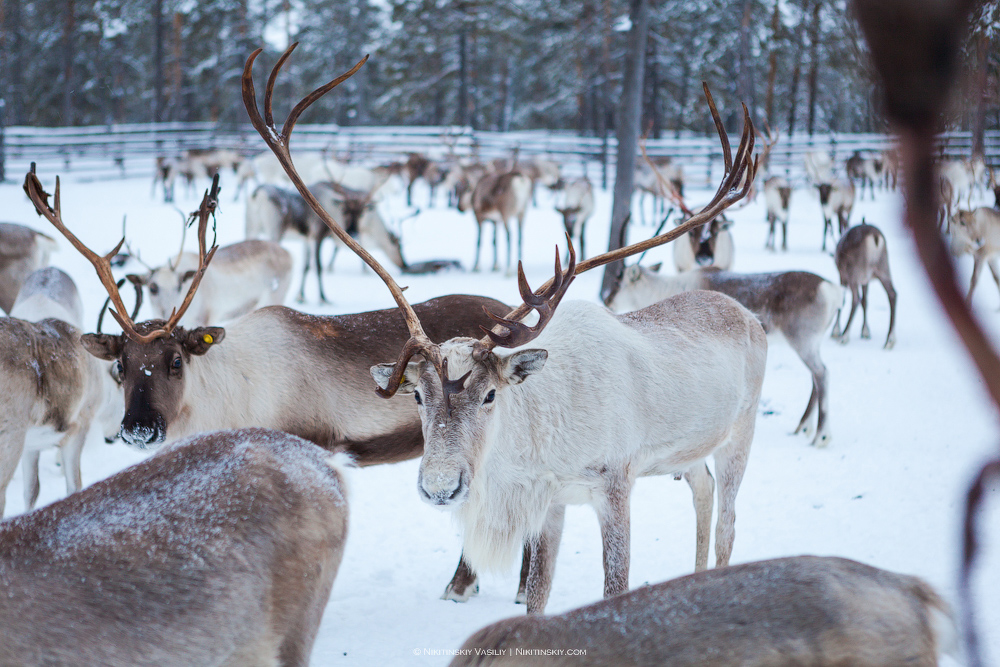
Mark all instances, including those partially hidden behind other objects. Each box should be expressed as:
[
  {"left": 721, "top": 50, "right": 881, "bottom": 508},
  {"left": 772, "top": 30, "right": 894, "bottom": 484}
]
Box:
[
  {"left": 24, "top": 166, "right": 219, "bottom": 342},
  {"left": 242, "top": 44, "right": 445, "bottom": 397}
]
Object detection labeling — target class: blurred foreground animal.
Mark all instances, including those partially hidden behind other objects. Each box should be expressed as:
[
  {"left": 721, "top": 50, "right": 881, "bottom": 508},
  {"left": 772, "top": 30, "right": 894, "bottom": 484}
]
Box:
[
  {"left": 832, "top": 221, "right": 897, "bottom": 349},
  {"left": 0, "top": 428, "right": 349, "bottom": 667},
  {"left": 606, "top": 264, "right": 841, "bottom": 446},
  {"left": 0, "top": 268, "right": 123, "bottom": 516},
  {"left": 451, "top": 556, "right": 957, "bottom": 667},
  {"left": 0, "top": 223, "right": 57, "bottom": 314}
]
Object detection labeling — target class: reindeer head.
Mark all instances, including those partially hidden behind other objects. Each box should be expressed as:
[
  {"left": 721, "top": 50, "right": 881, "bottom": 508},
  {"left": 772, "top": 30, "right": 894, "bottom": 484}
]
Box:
[
  {"left": 816, "top": 183, "right": 834, "bottom": 205},
  {"left": 23, "top": 168, "right": 221, "bottom": 449},
  {"left": 555, "top": 206, "right": 582, "bottom": 236},
  {"left": 603, "top": 263, "right": 664, "bottom": 312}
]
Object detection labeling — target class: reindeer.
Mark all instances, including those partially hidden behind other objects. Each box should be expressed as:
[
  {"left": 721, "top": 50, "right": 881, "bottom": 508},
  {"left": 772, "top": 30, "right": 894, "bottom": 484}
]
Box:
[
  {"left": 846, "top": 150, "right": 881, "bottom": 200},
  {"left": 0, "top": 223, "right": 57, "bottom": 314},
  {"left": 313, "top": 181, "right": 406, "bottom": 273},
  {"left": 520, "top": 157, "right": 563, "bottom": 206},
  {"left": 403, "top": 152, "right": 439, "bottom": 207},
  {"left": 241, "top": 47, "right": 761, "bottom": 614},
  {"left": 130, "top": 239, "right": 292, "bottom": 327},
  {"left": 949, "top": 207, "right": 1000, "bottom": 306},
  {"left": 804, "top": 150, "right": 835, "bottom": 185},
  {"left": 831, "top": 221, "right": 897, "bottom": 349},
  {"left": 0, "top": 266, "right": 124, "bottom": 516},
  {"left": 186, "top": 147, "right": 243, "bottom": 179},
  {"left": 606, "top": 264, "right": 842, "bottom": 446},
  {"left": 940, "top": 158, "right": 973, "bottom": 208},
  {"left": 458, "top": 170, "right": 532, "bottom": 273},
  {"left": 764, "top": 176, "right": 792, "bottom": 251},
  {"left": 882, "top": 147, "right": 900, "bottom": 191},
  {"left": 451, "top": 556, "right": 957, "bottom": 667},
  {"left": 0, "top": 428, "right": 349, "bottom": 666},
  {"left": 554, "top": 178, "right": 594, "bottom": 261},
  {"left": 23, "top": 166, "right": 523, "bottom": 606},
  {"left": 816, "top": 179, "right": 856, "bottom": 251}
]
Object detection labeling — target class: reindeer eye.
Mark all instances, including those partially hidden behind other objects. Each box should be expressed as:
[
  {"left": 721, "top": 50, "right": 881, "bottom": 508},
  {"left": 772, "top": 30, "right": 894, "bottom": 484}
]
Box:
[
  {"left": 111, "top": 360, "right": 123, "bottom": 383},
  {"left": 171, "top": 356, "right": 182, "bottom": 370},
  {"left": 149, "top": 284, "right": 159, "bottom": 295},
  {"left": 483, "top": 389, "right": 496, "bottom": 405},
  {"left": 414, "top": 390, "right": 423, "bottom": 406}
]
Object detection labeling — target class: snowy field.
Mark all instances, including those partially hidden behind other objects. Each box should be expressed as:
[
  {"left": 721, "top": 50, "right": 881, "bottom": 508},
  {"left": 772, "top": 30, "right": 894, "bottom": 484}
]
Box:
[{"left": 1, "top": 161, "right": 999, "bottom": 665}]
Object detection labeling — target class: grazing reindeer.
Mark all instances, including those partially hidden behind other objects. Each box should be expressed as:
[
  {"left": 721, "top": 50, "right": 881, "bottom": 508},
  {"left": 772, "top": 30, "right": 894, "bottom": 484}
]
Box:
[
  {"left": 451, "top": 556, "right": 957, "bottom": 667},
  {"left": 0, "top": 267, "right": 124, "bottom": 516},
  {"left": 244, "top": 50, "right": 758, "bottom": 614},
  {"left": 0, "top": 428, "right": 349, "bottom": 666},
  {"left": 459, "top": 171, "right": 532, "bottom": 273},
  {"left": 949, "top": 207, "right": 1000, "bottom": 306},
  {"left": 313, "top": 181, "right": 406, "bottom": 273},
  {"left": 763, "top": 176, "right": 792, "bottom": 251},
  {"left": 816, "top": 179, "right": 856, "bottom": 251},
  {"left": 554, "top": 178, "right": 594, "bottom": 261},
  {"left": 521, "top": 157, "right": 563, "bottom": 206},
  {"left": 0, "top": 223, "right": 57, "bottom": 314},
  {"left": 606, "top": 264, "right": 842, "bottom": 446},
  {"left": 24, "top": 165, "right": 519, "bottom": 602},
  {"left": 832, "top": 221, "right": 897, "bottom": 349},
  {"left": 131, "top": 239, "right": 292, "bottom": 327},
  {"left": 186, "top": 147, "right": 243, "bottom": 178}
]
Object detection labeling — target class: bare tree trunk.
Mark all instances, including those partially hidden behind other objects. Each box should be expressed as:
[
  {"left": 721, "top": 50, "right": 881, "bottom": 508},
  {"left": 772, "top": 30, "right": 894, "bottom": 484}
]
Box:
[
  {"left": 765, "top": 0, "right": 780, "bottom": 124},
  {"left": 153, "top": 0, "right": 164, "bottom": 122},
  {"left": 806, "top": 0, "right": 821, "bottom": 136},
  {"left": 171, "top": 11, "right": 183, "bottom": 122},
  {"left": 971, "top": 33, "right": 988, "bottom": 158},
  {"left": 647, "top": 35, "right": 661, "bottom": 139},
  {"left": 458, "top": 28, "right": 468, "bottom": 126},
  {"left": 61, "top": 0, "right": 76, "bottom": 126},
  {"left": 737, "top": 0, "right": 753, "bottom": 118},
  {"left": 599, "top": 0, "right": 649, "bottom": 302},
  {"left": 6, "top": 0, "right": 22, "bottom": 125}
]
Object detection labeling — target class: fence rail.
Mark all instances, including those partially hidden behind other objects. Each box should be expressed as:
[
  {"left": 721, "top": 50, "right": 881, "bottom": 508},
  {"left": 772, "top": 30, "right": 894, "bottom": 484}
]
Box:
[{"left": 2, "top": 121, "right": 999, "bottom": 187}]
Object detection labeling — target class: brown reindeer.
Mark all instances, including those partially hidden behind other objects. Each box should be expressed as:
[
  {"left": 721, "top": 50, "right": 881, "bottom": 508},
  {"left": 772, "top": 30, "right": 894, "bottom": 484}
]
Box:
[
  {"left": 816, "top": 179, "right": 856, "bottom": 251},
  {"left": 832, "top": 221, "right": 898, "bottom": 349},
  {"left": 451, "top": 556, "right": 957, "bottom": 667},
  {"left": 458, "top": 171, "right": 532, "bottom": 273},
  {"left": 0, "top": 223, "right": 57, "bottom": 314},
  {"left": 0, "top": 428, "right": 349, "bottom": 667}
]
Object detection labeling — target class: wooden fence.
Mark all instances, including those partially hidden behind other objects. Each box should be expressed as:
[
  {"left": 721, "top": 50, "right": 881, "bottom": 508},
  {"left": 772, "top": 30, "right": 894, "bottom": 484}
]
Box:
[{"left": 2, "top": 121, "right": 999, "bottom": 188}]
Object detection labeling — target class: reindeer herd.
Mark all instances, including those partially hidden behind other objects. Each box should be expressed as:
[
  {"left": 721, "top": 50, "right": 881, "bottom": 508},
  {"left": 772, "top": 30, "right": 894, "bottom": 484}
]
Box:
[{"left": 0, "top": 43, "right": 989, "bottom": 666}]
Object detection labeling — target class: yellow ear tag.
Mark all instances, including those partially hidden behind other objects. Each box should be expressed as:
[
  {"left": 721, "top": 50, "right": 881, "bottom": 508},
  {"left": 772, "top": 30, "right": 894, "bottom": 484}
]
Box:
[
  {"left": 203, "top": 334, "right": 214, "bottom": 345},
  {"left": 398, "top": 374, "right": 406, "bottom": 387}
]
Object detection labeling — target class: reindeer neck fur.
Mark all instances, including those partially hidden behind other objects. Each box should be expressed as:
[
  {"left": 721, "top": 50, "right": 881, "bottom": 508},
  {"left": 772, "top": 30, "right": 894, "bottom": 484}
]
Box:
[{"left": 450, "top": 297, "right": 765, "bottom": 573}]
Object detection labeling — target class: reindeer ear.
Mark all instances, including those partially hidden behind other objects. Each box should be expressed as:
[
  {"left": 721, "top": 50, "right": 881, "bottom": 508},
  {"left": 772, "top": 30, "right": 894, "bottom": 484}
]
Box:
[
  {"left": 180, "top": 270, "right": 198, "bottom": 284},
  {"left": 648, "top": 262, "right": 663, "bottom": 273},
  {"left": 125, "top": 273, "right": 148, "bottom": 286},
  {"left": 81, "top": 334, "right": 123, "bottom": 361},
  {"left": 501, "top": 349, "right": 547, "bottom": 385},
  {"left": 182, "top": 327, "right": 225, "bottom": 355},
  {"left": 371, "top": 362, "right": 422, "bottom": 393}
]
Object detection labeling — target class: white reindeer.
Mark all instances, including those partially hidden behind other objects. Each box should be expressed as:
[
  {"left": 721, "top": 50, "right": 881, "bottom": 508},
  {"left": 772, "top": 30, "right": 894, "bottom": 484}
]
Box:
[
  {"left": 131, "top": 239, "right": 292, "bottom": 327},
  {"left": 0, "top": 223, "right": 57, "bottom": 314},
  {"left": 0, "top": 267, "right": 123, "bottom": 516},
  {"left": 950, "top": 206, "right": 1000, "bottom": 305},
  {"left": 554, "top": 178, "right": 594, "bottom": 261},
  {"left": 0, "top": 428, "right": 350, "bottom": 666},
  {"left": 763, "top": 175, "right": 792, "bottom": 251},
  {"left": 452, "top": 556, "right": 958, "bottom": 667},
  {"left": 606, "top": 264, "right": 842, "bottom": 446}
]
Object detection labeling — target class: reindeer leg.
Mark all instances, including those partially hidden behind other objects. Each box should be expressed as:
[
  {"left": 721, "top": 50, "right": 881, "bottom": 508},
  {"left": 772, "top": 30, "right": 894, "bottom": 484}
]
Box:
[
  {"left": 860, "top": 283, "right": 871, "bottom": 339},
  {"left": 791, "top": 341, "right": 830, "bottom": 446},
  {"left": 503, "top": 220, "right": 513, "bottom": 276},
  {"left": 296, "top": 239, "right": 310, "bottom": 303},
  {"left": 441, "top": 553, "right": 479, "bottom": 602},
  {"left": 60, "top": 425, "right": 86, "bottom": 497},
  {"left": 968, "top": 253, "right": 986, "bottom": 304},
  {"left": 766, "top": 216, "right": 775, "bottom": 251},
  {"left": 877, "top": 269, "right": 898, "bottom": 350},
  {"left": 839, "top": 286, "right": 861, "bottom": 344},
  {"left": 822, "top": 217, "right": 831, "bottom": 252},
  {"left": 597, "top": 474, "right": 631, "bottom": 600},
  {"left": 516, "top": 212, "right": 525, "bottom": 273},
  {"left": 683, "top": 463, "right": 715, "bottom": 571},
  {"left": 492, "top": 222, "right": 501, "bottom": 273},
  {"left": 782, "top": 220, "right": 788, "bottom": 251},
  {"left": 794, "top": 381, "right": 819, "bottom": 438},
  {"left": 987, "top": 257, "right": 1000, "bottom": 310},
  {"left": 579, "top": 222, "right": 587, "bottom": 263},
  {"left": 713, "top": 409, "right": 753, "bottom": 568},
  {"left": 472, "top": 221, "right": 483, "bottom": 272},
  {"left": 525, "top": 503, "right": 566, "bottom": 614},
  {"left": 21, "top": 450, "right": 41, "bottom": 512},
  {"left": 315, "top": 237, "right": 330, "bottom": 304},
  {"left": 515, "top": 542, "right": 532, "bottom": 604}
]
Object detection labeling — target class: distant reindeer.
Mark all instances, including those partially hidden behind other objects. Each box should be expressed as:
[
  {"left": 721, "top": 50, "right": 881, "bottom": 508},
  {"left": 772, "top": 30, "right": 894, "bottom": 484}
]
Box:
[
  {"left": 832, "top": 221, "right": 897, "bottom": 349},
  {"left": 244, "top": 51, "right": 759, "bottom": 616},
  {"left": 763, "top": 175, "right": 792, "bottom": 251},
  {"left": 804, "top": 150, "right": 835, "bottom": 185},
  {"left": 521, "top": 157, "right": 563, "bottom": 206},
  {"left": 846, "top": 151, "right": 881, "bottom": 200},
  {"left": 949, "top": 207, "right": 1000, "bottom": 306},
  {"left": 554, "top": 178, "right": 594, "bottom": 261},
  {"left": 940, "top": 158, "right": 973, "bottom": 208},
  {"left": 0, "top": 223, "right": 57, "bottom": 314},
  {"left": 881, "top": 147, "right": 900, "bottom": 191},
  {"left": 186, "top": 147, "right": 243, "bottom": 178},
  {"left": 458, "top": 171, "right": 532, "bottom": 273},
  {"left": 313, "top": 181, "right": 406, "bottom": 274},
  {"left": 816, "top": 179, "right": 856, "bottom": 251},
  {"left": 452, "top": 556, "right": 957, "bottom": 667},
  {"left": 403, "top": 152, "right": 445, "bottom": 207},
  {"left": 606, "top": 264, "right": 842, "bottom": 446},
  {"left": 130, "top": 239, "right": 292, "bottom": 327},
  {"left": 0, "top": 267, "right": 123, "bottom": 516},
  {"left": 0, "top": 428, "right": 350, "bottom": 666}
]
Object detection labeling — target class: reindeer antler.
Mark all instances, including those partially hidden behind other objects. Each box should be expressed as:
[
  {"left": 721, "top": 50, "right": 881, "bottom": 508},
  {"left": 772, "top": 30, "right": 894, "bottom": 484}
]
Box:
[
  {"left": 243, "top": 44, "right": 449, "bottom": 398},
  {"left": 24, "top": 165, "right": 219, "bottom": 342}
]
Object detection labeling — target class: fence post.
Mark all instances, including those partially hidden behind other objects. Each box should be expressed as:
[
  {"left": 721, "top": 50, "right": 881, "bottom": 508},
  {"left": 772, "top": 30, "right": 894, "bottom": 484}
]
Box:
[{"left": 0, "top": 98, "right": 5, "bottom": 183}]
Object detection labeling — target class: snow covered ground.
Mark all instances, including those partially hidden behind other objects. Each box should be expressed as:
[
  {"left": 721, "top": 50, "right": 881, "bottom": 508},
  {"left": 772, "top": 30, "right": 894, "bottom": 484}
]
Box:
[{"left": 1, "top": 162, "right": 998, "bottom": 665}]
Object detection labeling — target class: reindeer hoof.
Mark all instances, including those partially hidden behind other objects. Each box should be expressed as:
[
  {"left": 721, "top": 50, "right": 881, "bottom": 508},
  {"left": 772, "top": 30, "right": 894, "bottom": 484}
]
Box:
[
  {"left": 441, "top": 581, "right": 479, "bottom": 603},
  {"left": 514, "top": 590, "right": 527, "bottom": 605},
  {"left": 861, "top": 328, "right": 871, "bottom": 340},
  {"left": 811, "top": 432, "right": 831, "bottom": 448},
  {"left": 838, "top": 335, "right": 850, "bottom": 346},
  {"left": 884, "top": 337, "right": 896, "bottom": 350}
]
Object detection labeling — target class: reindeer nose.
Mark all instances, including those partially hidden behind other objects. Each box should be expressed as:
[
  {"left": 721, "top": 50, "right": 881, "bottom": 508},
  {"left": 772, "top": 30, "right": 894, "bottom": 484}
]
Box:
[
  {"left": 418, "top": 470, "right": 467, "bottom": 507},
  {"left": 121, "top": 414, "right": 167, "bottom": 449}
]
